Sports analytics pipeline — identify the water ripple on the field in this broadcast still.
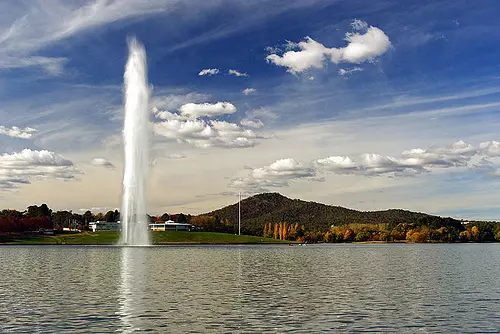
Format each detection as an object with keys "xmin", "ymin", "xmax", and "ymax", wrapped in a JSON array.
[{"xmin": 0, "ymin": 244, "xmax": 499, "ymax": 333}]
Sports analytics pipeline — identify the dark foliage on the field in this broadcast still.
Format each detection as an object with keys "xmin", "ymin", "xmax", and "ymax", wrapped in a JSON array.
[{"xmin": 200, "ymin": 192, "xmax": 464, "ymax": 236}]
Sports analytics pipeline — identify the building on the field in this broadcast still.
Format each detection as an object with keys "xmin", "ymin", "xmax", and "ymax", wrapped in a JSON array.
[
  {"xmin": 89, "ymin": 221, "xmax": 121, "ymax": 232},
  {"xmin": 149, "ymin": 220, "xmax": 195, "ymax": 231}
]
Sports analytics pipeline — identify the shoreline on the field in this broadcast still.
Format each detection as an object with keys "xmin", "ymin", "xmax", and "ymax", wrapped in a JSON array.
[{"xmin": 1, "ymin": 231, "xmax": 497, "ymax": 245}]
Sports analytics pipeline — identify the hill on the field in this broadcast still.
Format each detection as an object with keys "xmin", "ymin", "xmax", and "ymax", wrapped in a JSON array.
[{"xmin": 200, "ymin": 192, "xmax": 462, "ymax": 235}]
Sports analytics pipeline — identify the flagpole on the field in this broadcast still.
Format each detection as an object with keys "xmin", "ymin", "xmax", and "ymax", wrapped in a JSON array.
[{"xmin": 238, "ymin": 191, "xmax": 241, "ymax": 235}]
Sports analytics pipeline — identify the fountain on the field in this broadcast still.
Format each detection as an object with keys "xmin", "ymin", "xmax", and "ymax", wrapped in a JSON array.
[{"xmin": 119, "ymin": 37, "xmax": 150, "ymax": 246}]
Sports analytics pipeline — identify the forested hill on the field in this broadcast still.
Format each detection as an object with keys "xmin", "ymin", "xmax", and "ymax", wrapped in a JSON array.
[{"xmin": 201, "ymin": 192, "xmax": 462, "ymax": 235}]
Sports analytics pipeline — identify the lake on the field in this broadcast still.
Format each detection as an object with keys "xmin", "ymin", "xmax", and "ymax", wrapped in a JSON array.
[{"xmin": 0, "ymin": 244, "xmax": 499, "ymax": 333}]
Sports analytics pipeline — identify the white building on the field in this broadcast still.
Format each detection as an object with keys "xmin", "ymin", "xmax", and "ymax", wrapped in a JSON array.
[
  {"xmin": 89, "ymin": 221, "xmax": 121, "ymax": 232},
  {"xmin": 149, "ymin": 220, "xmax": 195, "ymax": 231}
]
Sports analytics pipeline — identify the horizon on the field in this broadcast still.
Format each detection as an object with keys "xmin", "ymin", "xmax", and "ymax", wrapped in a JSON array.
[
  {"xmin": 1, "ymin": 192, "xmax": 491, "ymax": 222},
  {"xmin": 2, "ymin": 1, "xmax": 500, "ymax": 220}
]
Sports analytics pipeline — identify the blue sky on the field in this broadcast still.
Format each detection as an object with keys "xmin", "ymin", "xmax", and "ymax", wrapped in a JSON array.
[{"xmin": 1, "ymin": 0, "xmax": 500, "ymax": 220}]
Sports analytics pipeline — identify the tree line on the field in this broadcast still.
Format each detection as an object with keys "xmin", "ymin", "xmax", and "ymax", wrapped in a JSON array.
[{"xmin": 0, "ymin": 204, "xmax": 191, "ymax": 233}]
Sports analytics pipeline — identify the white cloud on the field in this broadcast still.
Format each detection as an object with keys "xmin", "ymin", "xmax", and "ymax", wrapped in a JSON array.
[
  {"xmin": 0, "ymin": 149, "xmax": 80, "ymax": 190},
  {"xmin": 153, "ymin": 99, "xmax": 266, "ymax": 149},
  {"xmin": 154, "ymin": 119, "xmax": 260, "ymax": 149},
  {"xmin": 0, "ymin": 1, "xmax": 179, "ymax": 73},
  {"xmin": 266, "ymin": 20, "xmax": 391, "ymax": 74},
  {"xmin": 91, "ymin": 158, "xmax": 115, "ymax": 170},
  {"xmin": 228, "ymin": 69, "xmax": 248, "ymax": 77},
  {"xmin": 315, "ymin": 154, "xmax": 424, "ymax": 177},
  {"xmin": 315, "ymin": 140, "xmax": 479, "ymax": 177},
  {"xmin": 0, "ymin": 56, "xmax": 67, "ymax": 75},
  {"xmin": 179, "ymin": 102, "xmax": 237, "ymax": 118},
  {"xmin": 229, "ymin": 140, "xmax": 491, "ymax": 194},
  {"xmin": 229, "ymin": 158, "xmax": 319, "ymax": 191},
  {"xmin": 479, "ymin": 141, "xmax": 500, "ymax": 157},
  {"xmin": 153, "ymin": 108, "xmax": 189, "ymax": 121},
  {"xmin": 400, "ymin": 140, "xmax": 477, "ymax": 168},
  {"xmin": 314, "ymin": 156, "xmax": 358, "ymax": 174},
  {"xmin": 361, "ymin": 153, "xmax": 426, "ymax": 176},
  {"xmin": 242, "ymin": 88, "xmax": 256, "ymax": 95},
  {"xmin": 351, "ymin": 19, "xmax": 368, "ymax": 31},
  {"xmin": 198, "ymin": 68, "xmax": 219, "ymax": 76},
  {"xmin": 240, "ymin": 119, "xmax": 264, "ymax": 128},
  {"xmin": 340, "ymin": 25, "xmax": 391, "ymax": 63},
  {"xmin": 266, "ymin": 37, "xmax": 334, "ymax": 73},
  {"xmin": 339, "ymin": 67, "xmax": 363, "ymax": 76},
  {"xmin": 151, "ymin": 92, "xmax": 211, "ymax": 111},
  {"xmin": 0, "ymin": 125, "xmax": 37, "ymax": 139},
  {"xmin": 246, "ymin": 107, "xmax": 278, "ymax": 122},
  {"xmin": 168, "ymin": 153, "xmax": 186, "ymax": 159}
]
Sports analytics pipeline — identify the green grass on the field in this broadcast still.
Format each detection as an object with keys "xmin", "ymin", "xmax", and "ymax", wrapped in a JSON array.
[
  {"xmin": 0, "ymin": 231, "xmax": 286, "ymax": 245},
  {"xmin": 153, "ymin": 231, "xmax": 285, "ymax": 244}
]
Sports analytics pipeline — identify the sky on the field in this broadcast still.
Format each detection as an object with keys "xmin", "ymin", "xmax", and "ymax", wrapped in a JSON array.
[{"xmin": 1, "ymin": 0, "xmax": 500, "ymax": 220}]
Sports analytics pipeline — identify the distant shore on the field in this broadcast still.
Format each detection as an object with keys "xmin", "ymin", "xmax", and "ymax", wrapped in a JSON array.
[
  {"xmin": 1, "ymin": 231, "xmax": 494, "ymax": 245},
  {"xmin": 0, "ymin": 231, "xmax": 289, "ymax": 245}
]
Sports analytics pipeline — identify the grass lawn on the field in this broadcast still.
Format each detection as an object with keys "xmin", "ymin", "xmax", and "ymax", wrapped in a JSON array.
[
  {"xmin": 153, "ymin": 231, "xmax": 284, "ymax": 244},
  {"xmin": 0, "ymin": 231, "xmax": 286, "ymax": 245}
]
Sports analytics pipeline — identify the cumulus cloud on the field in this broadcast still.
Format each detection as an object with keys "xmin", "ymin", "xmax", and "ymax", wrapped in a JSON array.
[
  {"xmin": 315, "ymin": 141, "xmax": 479, "ymax": 177},
  {"xmin": 228, "ymin": 140, "xmax": 500, "ymax": 192},
  {"xmin": 240, "ymin": 119, "xmax": 264, "ymax": 128},
  {"xmin": 479, "ymin": 141, "xmax": 500, "ymax": 157},
  {"xmin": 315, "ymin": 154, "xmax": 424, "ymax": 177},
  {"xmin": 153, "ymin": 98, "xmax": 267, "ymax": 149},
  {"xmin": 229, "ymin": 158, "xmax": 319, "ymax": 191},
  {"xmin": 400, "ymin": 140, "xmax": 477, "ymax": 168},
  {"xmin": 153, "ymin": 108, "xmax": 189, "ymax": 121},
  {"xmin": 0, "ymin": 125, "xmax": 37, "ymax": 139},
  {"xmin": 0, "ymin": 149, "xmax": 80, "ymax": 190},
  {"xmin": 314, "ymin": 156, "xmax": 359, "ymax": 174},
  {"xmin": 266, "ymin": 20, "xmax": 390, "ymax": 74},
  {"xmin": 198, "ymin": 68, "xmax": 219, "ymax": 76},
  {"xmin": 242, "ymin": 88, "xmax": 256, "ymax": 95},
  {"xmin": 228, "ymin": 69, "xmax": 248, "ymax": 77},
  {"xmin": 154, "ymin": 119, "xmax": 260, "ymax": 149},
  {"xmin": 179, "ymin": 102, "xmax": 236, "ymax": 119},
  {"xmin": 91, "ymin": 158, "xmax": 115, "ymax": 170}
]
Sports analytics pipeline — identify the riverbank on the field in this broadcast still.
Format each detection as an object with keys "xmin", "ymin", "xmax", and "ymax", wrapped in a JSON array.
[{"xmin": 0, "ymin": 231, "xmax": 288, "ymax": 245}]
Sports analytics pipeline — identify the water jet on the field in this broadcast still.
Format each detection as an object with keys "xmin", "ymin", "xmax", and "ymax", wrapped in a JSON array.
[{"xmin": 119, "ymin": 37, "xmax": 150, "ymax": 246}]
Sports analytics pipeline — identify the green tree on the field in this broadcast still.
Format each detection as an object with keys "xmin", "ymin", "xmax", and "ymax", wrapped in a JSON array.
[
  {"xmin": 26, "ymin": 204, "xmax": 52, "ymax": 218},
  {"xmin": 82, "ymin": 210, "xmax": 93, "ymax": 224},
  {"xmin": 51, "ymin": 211, "xmax": 73, "ymax": 230},
  {"xmin": 176, "ymin": 213, "xmax": 187, "ymax": 224},
  {"xmin": 104, "ymin": 210, "xmax": 115, "ymax": 222}
]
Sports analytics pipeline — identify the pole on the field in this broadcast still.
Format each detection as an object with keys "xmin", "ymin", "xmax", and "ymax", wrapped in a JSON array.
[{"xmin": 238, "ymin": 191, "xmax": 241, "ymax": 235}]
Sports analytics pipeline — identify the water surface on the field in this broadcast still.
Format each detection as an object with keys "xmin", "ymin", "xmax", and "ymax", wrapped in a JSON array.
[{"xmin": 0, "ymin": 244, "xmax": 499, "ymax": 333}]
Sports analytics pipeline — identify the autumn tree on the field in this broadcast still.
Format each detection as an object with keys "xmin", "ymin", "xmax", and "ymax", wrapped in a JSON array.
[
  {"xmin": 282, "ymin": 221, "xmax": 288, "ymax": 240},
  {"xmin": 273, "ymin": 223, "xmax": 279, "ymax": 239}
]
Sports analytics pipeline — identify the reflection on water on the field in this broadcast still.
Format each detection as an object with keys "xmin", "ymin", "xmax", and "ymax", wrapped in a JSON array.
[
  {"xmin": 119, "ymin": 247, "xmax": 148, "ymax": 333},
  {"xmin": 0, "ymin": 244, "xmax": 499, "ymax": 333}
]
